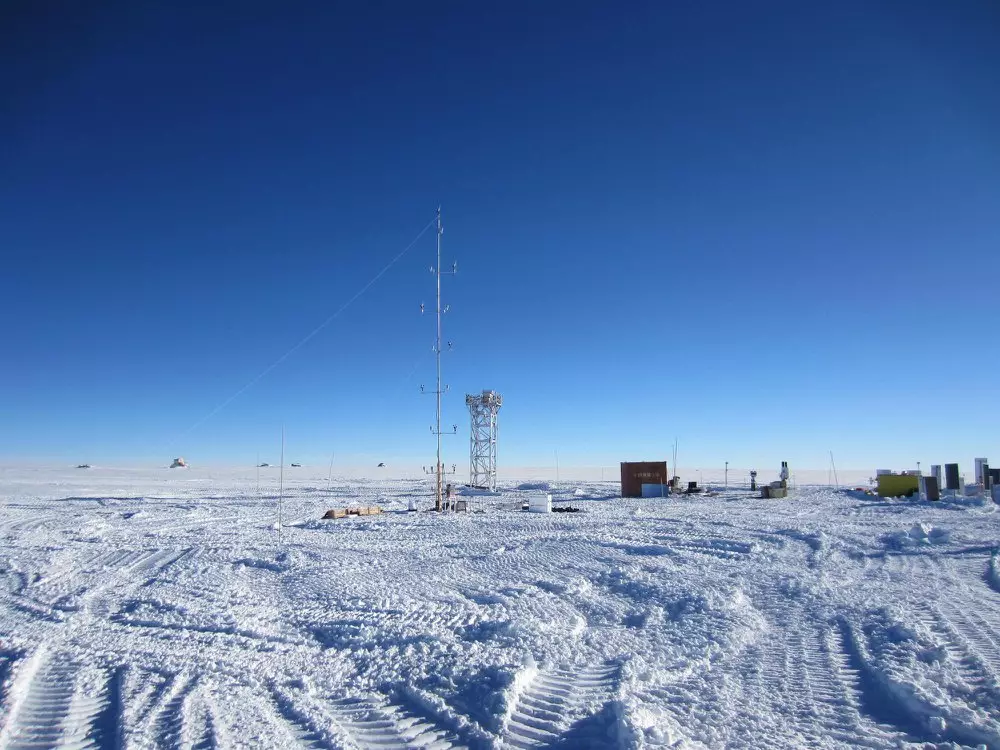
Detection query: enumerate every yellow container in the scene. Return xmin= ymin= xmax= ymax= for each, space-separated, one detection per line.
xmin=876 ymin=474 xmax=919 ymax=498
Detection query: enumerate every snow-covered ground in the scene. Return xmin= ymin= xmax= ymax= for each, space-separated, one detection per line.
xmin=1 ymin=466 xmax=999 ymax=749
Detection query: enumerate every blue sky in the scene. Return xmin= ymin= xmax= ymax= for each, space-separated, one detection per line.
xmin=2 ymin=1 xmax=998 ymax=471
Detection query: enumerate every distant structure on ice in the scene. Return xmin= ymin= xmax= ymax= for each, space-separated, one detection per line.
xmin=76 ymin=464 xmax=91 ymax=469
xmin=170 ymin=457 xmax=187 ymax=468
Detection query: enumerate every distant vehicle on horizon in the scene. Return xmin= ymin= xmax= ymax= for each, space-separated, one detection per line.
xmin=378 ymin=462 xmax=385 ymax=468
xmin=76 ymin=464 xmax=91 ymax=469
xmin=258 ymin=463 xmax=270 ymax=468
xmin=291 ymin=463 xmax=302 ymax=467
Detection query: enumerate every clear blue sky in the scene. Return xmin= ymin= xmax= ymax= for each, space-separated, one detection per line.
xmin=2 ymin=1 xmax=998 ymax=471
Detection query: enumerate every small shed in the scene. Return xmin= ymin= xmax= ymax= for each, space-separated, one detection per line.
xmin=621 ymin=461 xmax=668 ymax=498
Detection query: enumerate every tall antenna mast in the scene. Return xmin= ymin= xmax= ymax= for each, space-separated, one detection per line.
xmin=277 ymin=426 xmax=284 ymax=543
xmin=421 ymin=207 xmax=457 ymax=511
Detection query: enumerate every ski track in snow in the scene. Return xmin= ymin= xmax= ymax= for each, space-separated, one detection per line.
xmin=1 ymin=467 xmax=999 ymax=748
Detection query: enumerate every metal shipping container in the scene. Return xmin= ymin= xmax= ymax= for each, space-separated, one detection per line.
xmin=945 ymin=463 xmax=960 ymax=490
xmin=621 ymin=461 xmax=668 ymax=498
xmin=975 ymin=458 xmax=989 ymax=486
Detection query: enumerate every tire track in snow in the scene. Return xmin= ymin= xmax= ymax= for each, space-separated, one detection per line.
xmin=129 ymin=511 xmax=244 ymax=535
xmin=137 ymin=675 xmax=218 ymax=750
xmin=327 ymin=695 xmax=460 ymax=749
xmin=145 ymin=673 xmax=200 ymax=749
xmin=0 ymin=564 xmax=66 ymax=623
xmin=938 ymin=604 xmax=1000 ymax=677
xmin=321 ymin=600 xmax=484 ymax=642
xmin=210 ymin=687 xmax=315 ymax=749
xmin=120 ymin=667 xmax=173 ymax=740
xmin=464 ymin=538 xmax=598 ymax=583
xmin=84 ymin=666 xmax=124 ymax=750
xmin=653 ymin=532 xmax=757 ymax=562
xmin=912 ymin=554 xmax=1000 ymax=679
xmin=17 ymin=547 xmax=189 ymax=619
xmin=502 ymin=661 xmax=620 ymax=749
xmin=0 ymin=651 xmax=22 ymax=741
xmin=84 ymin=547 xmax=191 ymax=620
xmin=0 ymin=514 xmax=59 ymax=535
xmin=376 ymin=700 xmax=462 ymax=749
xmin=912 ymin=604 xmax=988 ymax=687
xmin=950 ymin=553 xmax=1000 ymax=601
xmin=727 ymin=590 xmax=903 ymax=748
xmin=271 ymin=683 xmax=464 ymax=750
xmin=821 ymin=623 xmax=905 ymax=748
xmin=734 ymin=640 xmax=786 ymax=743
xmin=268 ymin=684 xmax=334 ymax=749
xmin=0 ymin=651 xmax=119 ymax=750
xmin=0 ymin=649 xmax=76 ymax=750
xmin=636 ymin=673 xmax=722 ymax=747
xmin=388 ymin=685 xmax=495 ymax=749
xmin=182 ymin=689 xmax=220 ymax=750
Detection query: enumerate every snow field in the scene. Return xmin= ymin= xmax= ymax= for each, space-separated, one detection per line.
xmin=0 ymin=467 xmax=998 ymax=748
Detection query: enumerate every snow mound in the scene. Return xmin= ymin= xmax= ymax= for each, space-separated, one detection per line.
xmin=989 ymin=552 xmax=1000 ymax=594
xmin=516 ymin=481 xmax=550 ymax=491
xmin=883 ymin=523 xmax=950 ymax=549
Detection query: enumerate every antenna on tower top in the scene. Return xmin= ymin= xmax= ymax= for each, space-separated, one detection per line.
xmin=419 ymin=207 xmax=458 ymax=511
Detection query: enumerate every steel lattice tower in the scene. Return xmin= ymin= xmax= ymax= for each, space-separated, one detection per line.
xmin=466 ymin=391 xmax=502 ymax=491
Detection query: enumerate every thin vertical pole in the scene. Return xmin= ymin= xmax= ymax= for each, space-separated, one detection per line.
xmin=327 ymin=451 xmax=335 ymax=495
xmin=278 ymin=426 xmax=284 ymax=543
xmin=555 ymin=450 xmax=560 ymax=483
xmin=435 ymin=208 xmax=443 ymax=512
xmin=830 ymin=451 xmax=839 ymax=489
xmin=725 ymin=461 xmax=728 ymax=488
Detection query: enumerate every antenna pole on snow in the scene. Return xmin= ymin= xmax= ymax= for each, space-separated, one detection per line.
xmin=278 ymin=426 xmax=284 ymax=543
xmin=420 ymin=207 xmax=457 ymax=511
xmin=327 ymin=451 xmax=335 ymax=496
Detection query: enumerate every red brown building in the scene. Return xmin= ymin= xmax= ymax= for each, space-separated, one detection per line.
xmin=620 ymin=461 xmax=669 ymax=497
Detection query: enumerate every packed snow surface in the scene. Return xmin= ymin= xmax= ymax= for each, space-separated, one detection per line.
xmin=1 ymin=466 xmax=999 ymax=748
